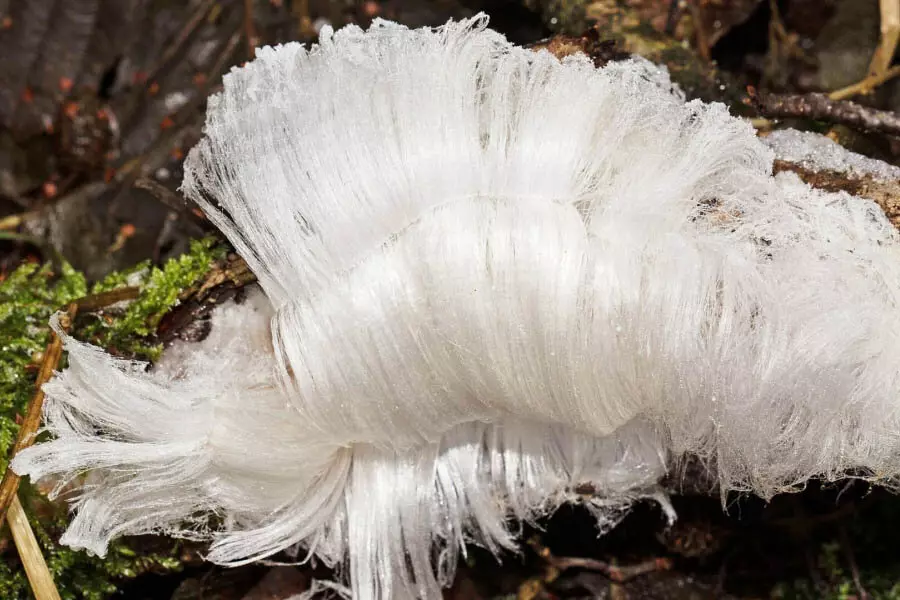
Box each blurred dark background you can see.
[2,0,900,284]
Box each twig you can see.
[665,0,682,36]
[829,65,900,101]
[150,0,218,86]
[244,0,257,59]
[134,177,207,227]
[292,0,314,38]
[804,543,828,594]
[0,231,66,266]
[0,286,138,519]
[134,177,188,210]
[688,0,711,61]
[763,493,873,532]
[0,303,76,523]
[0,191,31,209]
[0,287,145,600]
[7,495,61,600]
[749,91,900,137]
[526,536,671,586]
[76,286,141,311]
[552,555,672,583]
[117,25,241,180]
[0,300,71,600]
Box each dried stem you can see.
[773,159,900,231]
[149,0,218,86]
[664,0,682,36]
[527,536,671,585]
[0,303,76,523]
[76,286,141,311]
[0,304,76,600]
[750,91,900,137]
[0,285,141,520]
[135,177,208,230]
[7,495,61,600]
[113,26,242,207]
[0,286,148,600]
[829,65,900,101]
[688,0,711,61]
[244,0,257,59]
[552,555,673,583]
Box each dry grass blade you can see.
[7,495,62,600]
[244,0,258,59]
[0,302,77,522]
[829,65,900,101]
[0,303,76,600]
[0,287,145,600]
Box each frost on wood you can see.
[765,128,900,182]
[766,129,900,231]
[12,15,900,600]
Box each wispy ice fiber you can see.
[12,15,900,600]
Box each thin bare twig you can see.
[135,177,192,214]
[8,496,61,600]
[244,0,257,59]
[0,303,76,523]
[688,0,711,61]
[749,90,900,137]
[551,555,673,583]
[830,65,900,101]
[527,536,672,585]
[76,286,141,311]
[0,284,141,520]
[773,159,900,230]
[665,0,682,36]
[134,177,206,224]
[0,286,146,600]
[150,0,219,86]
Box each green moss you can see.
[78,238,225,362]
[0,261,86,472]
[109,238,223,338]
[0,238,223,599]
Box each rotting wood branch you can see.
[750,91,900,137]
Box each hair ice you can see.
[12,15,900,600]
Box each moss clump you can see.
[80,238,225,361]
[0,238,223,599]
[0,261,86,473]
